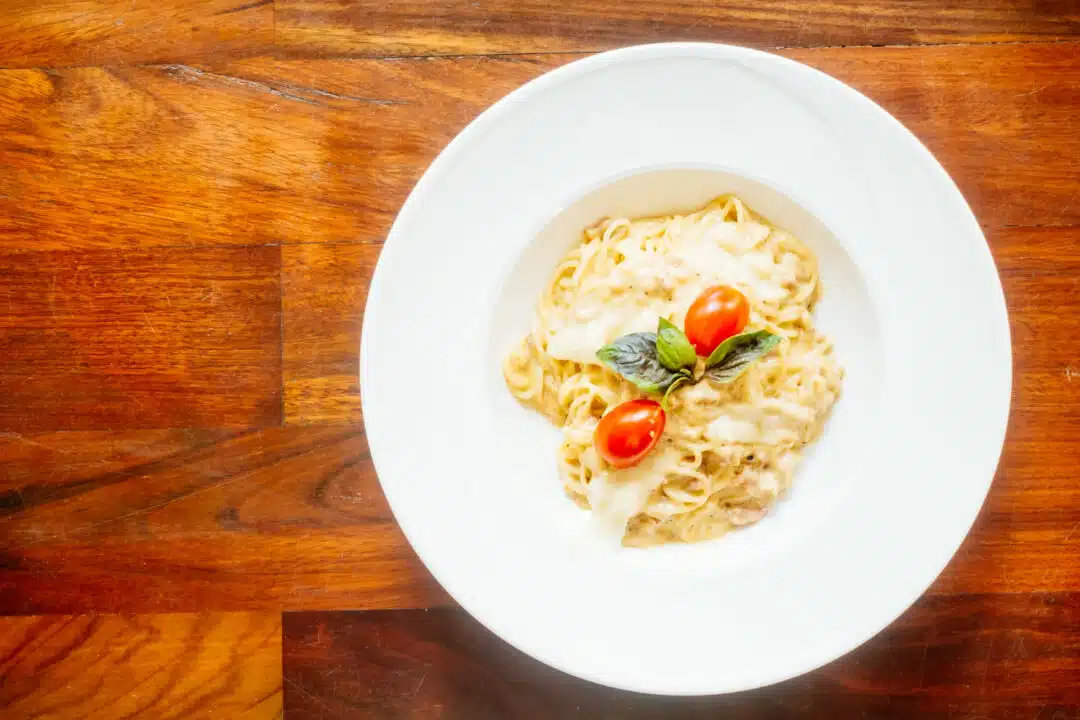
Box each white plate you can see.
[360,43,1011,695]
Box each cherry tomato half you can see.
[594,399,666,469]
[683,285,750,356]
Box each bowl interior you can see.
[488,166,883,573]
[362,44,1009,694]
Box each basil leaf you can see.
[661,373,692,410]
[703,330,782,384]
[656,317,697,372]
[597,332,683,394]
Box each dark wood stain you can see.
[274,1,1080,58]
[282,600,1080,718]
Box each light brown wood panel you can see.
[1,42,1076,253]
[1,1,1077,712]
[2,226,1078,613]
[931,225,1080,594]
[933,400,1080,579]
[991,225,1080,270]
[0,247,282,431]
[283,243,376,425]
[939,441,1080,595]
[283,598,1080,718]
[0,0,273,70]
[785,42,1080,230]
[0,57,522,250]
[191,41,1080,231]
[0,63,405,251]
[0,426,446,614]
[275,0,1080,58]
[0,612,281,720]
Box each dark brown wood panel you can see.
[0,247,282,431]
[283,243,376,425]
[276,0,1080,58]
[0,612,282,719]
[1,43,1076,252]
[0,426,445,614]
[282,598,1080,719]
[0,0,274,70]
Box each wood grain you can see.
[1,225,1079,612]
[276,0,1080,58]
[0,247,282,431]
[2,0,1077,71]
[785,42,1080,230]
[215,41,1080,230]
[0,612,281,719]
[0,0,274,70]
[1,219,1078,614]
[284,244,375,425]
[931,225,1080,594]
[1,4,1080,711]
[283,598,1080,719]
[0,63,405,251]
[1,42,1076,254]
[0,426,446,614]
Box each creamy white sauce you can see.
[529,210,838,542]
[544,221,785,365]
[705,415,760,444]
[583,451,668,541]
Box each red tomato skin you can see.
[683,285,750,356]
[594,399,666,469]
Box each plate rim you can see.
[360,41,1013,695]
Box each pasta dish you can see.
[503,196,842,546]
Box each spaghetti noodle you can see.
[504,197,842,546]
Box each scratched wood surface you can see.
[273,0,1080,58]
[1,0,1079,717]
[0,426,446,614]
[2,0,1078,68]
[2,43,1078,254]
[0,248,282,431]
[0,0,275,69]
[283,599,1080,719]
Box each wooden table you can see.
[1,2,1079,718]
